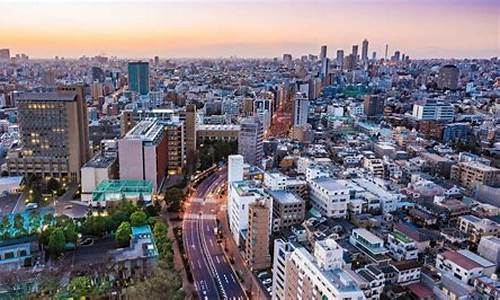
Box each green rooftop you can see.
[392,230,413,244]
[92,180,153,202]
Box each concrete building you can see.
[458,215,499,243]
[438,64,459,90]
[363,95,384,119]
[185,104,197,166]
[478,236,500,267]
[350,228,390,264]
[128,61,149,95]
[308,177,349,218]
[120,108,176,136]
[353,265,384,300]
[268,190,305,232]
[81,152,118,202]
[6,86,89,181]
[228,154,244,184]
[436,250,496,285]
[91,179,153,207]
[245,200,271,271]
[238,117,263,165]
[272,238,365,300]
[196,124,239,143]
[451,161,500,190]
[387,229,418,261]
[412,99,454,122]
[293,92,309,127]
[118,119,168,192]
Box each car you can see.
[26,203,38,210]
[267,287,272,293]
[262,278,272,285]
[257,271,267,278]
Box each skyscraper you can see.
[336,50,344,68]
[238,117,264,165]
[245,200,271,271]
[185,104,197,166]
[320,57,330,80]
[437,65,459,90]
[0,49,10,60]
[7,86,89,180]
[385,44,389,60]
[293,92,309,127]
[319,45,327,60]
[361,39,369,62]
[351,44,359,65]
[127,61,149,95]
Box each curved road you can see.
[183,169,246,300]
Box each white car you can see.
[262,278,272,285]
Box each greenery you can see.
[153,220,174,268]
[165,187,185,212]
[48,228,66,256]
[115,221,132,247]
[197,140,237,170]
[57,275,112,299]
[130,211,148,227]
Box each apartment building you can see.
[350,228,390,264]
[268,190,305,232]
[458,215,499,243]
[450,161,500,190]
[308,177,349,218]
[245,200,271,271]
[436,250,496,285]
[387,229,419,261]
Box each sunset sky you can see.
[1,0,498,59]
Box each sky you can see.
[0,0,499,59]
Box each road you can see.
[183,169,246,300]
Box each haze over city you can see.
[1,0,499,59]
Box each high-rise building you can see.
[319,45,327,60]
[7,86,89,181]
[336,49,344,68]
[363,95,385,119]
[91,66,105,83]
[228,154,244,183]
[320,57,330,80]
[392,50,401,61]
[0,49,9,60]
[412,99,454,122]
[437,65,459,90]
[293,92,309,127]
[385,44,389,60]
[351,44,359,65]
[185,104,197,166]
[127,61,150,95]
[245,200,271,271]
[238,117,263,165]
[154,56,160,66]
[361,39,369,62]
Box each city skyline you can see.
[1,0,498,59]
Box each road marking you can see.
[209,240,214,247]
[215,256,220,264]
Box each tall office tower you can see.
[351,44,359,65]
[90,82,103,101]
[127,61,149,95]
[293,92,309,127]
[393,50,401,61]
[437,65,459,90]
[154,56,160,66]
[282,54,292,63]
[372,51,377,60]
[363,95,385,119]
[91,66,105,83]
[336,49,344,68]
[361,39,369,62]
[0,49,9,60]
[319,45,327,60]
[228,155,244,183]
[245,200,271,271]
[385,44,389,60]
[185,104,197,166]
[7,86,89,181]
[320,57,330,79]
[238,117,264,165]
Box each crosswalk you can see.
[184,213,217,220]
[191,197,220,204]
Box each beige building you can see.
[184,104,197,166]
[451,161,500,190]
[245,200,271,271]
[196,124,239,144]
[7,86,89,181]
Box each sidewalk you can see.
[217,207,269,300]
[163,213,197,300]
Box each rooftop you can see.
[312,177,348,192]
[17,92,77,102]
[82,153,116,169]
[267,190,303,205]
[441,250,482,270]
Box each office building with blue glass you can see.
[128,61,150,95]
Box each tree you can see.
[130,211,148,227]
[166,188,184,212]
[48,228,65,256]
[64,222,78,243]
[13,214,24,231]
[126,260,184,300]
[64,276,93,298]
[46,178,61,194]
[115,221,131,247]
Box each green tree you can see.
[64,222,78,243]
[48,228,65,255]
[13,214,24,231]
[65,276,93,298]
[115,221,131,247]
[127,260,184,300]
[130,211,148,227]
[166,187,184,212]
[46,178,61,194]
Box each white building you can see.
[271,238,365,300]
[412,99,454,122]
[227,180,271,246]
[436,249,496,285]
[228,154,244,183]
[309,177,349,218]
[293,92,309,127]
[387,229,418,261]
[478,236,500,266]
[81,153,117,202]
[350,228,390,264]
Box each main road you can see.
[183,169,247,300]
